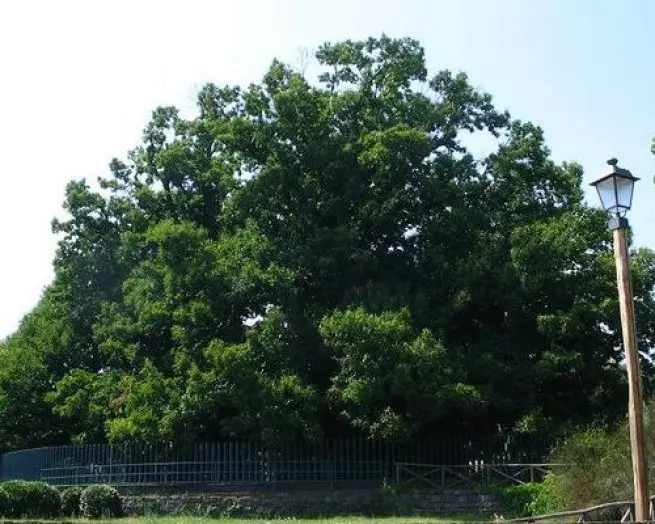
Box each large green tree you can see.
[2,36,654,449]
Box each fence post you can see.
[331,461,335,491]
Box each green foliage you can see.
[493,480,563,517]
[2,35,655,449]
[61,485,83,516]
[548,426,631,510]
[320,308,481,439]
[540,400,655,511]
[493,483,541,517]
[0,480,61,518]
[528,473,565,516]
[0,486,8,517]
[80,484,122,519]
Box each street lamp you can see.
[591,158,648,522]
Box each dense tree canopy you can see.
[2,36,655,450]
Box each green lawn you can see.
[96,517,496,524]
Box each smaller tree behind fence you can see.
[1,435,549,487]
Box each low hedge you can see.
[1,480,61,518]
[0,486,8,516]
[80,484,122,519]
[61,486,83,517]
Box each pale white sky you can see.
[1,0,654,339]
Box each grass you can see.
[94,517,495,524]
[0,513,508,524]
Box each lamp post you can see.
[591,158,648,522]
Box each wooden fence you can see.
[504,495,655,523]
[394,462,562,490]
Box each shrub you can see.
[535,411,655,519]
[61,486,83,517]
[528,472,565,515]
[1,480,61,517]
[0,486,8,516]
[80,484,122,519]
[494,483,543,517]
[542,399,655,513]
[493,475,567,518]
[548,426,631,510]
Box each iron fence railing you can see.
[38,460,388,486]
[0,436,550,487]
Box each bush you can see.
[80,484,122,519]
[0,486,8,516]
[493,478,565,518]
[61,486,83,517]
[494,483,543,517]
[1,480,61,517]
[528,472,565,516]
[542,400,655,512]
[548,426,631,510]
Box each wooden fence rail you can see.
[394,462,564,490]
[504,495,655,523]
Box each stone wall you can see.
[121,488,499,518]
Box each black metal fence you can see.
[0,436,550,487]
